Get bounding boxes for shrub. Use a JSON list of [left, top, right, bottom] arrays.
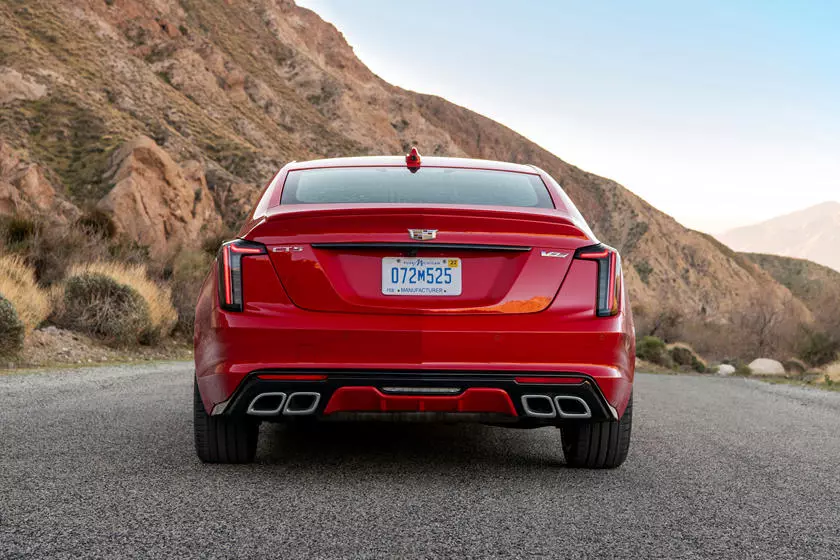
[[798, 330, 840, 368], [2, 216, 41, 245], [57, 262, 176, 344], [201, 231, 231, 256], [0, 254, 51, 333], [734, 363, 752, 376], [59, 273, 151, 343], [170, 249, 213, 334], [636, 336, 673, 368], [634, 306, 684, 342], [76, 208, 116, 239], [0, 295, 24, 356], [783, 358, 808, 376], [12, 219, 111, 285], [633, 260, 654, 285], [668, 343, 707, 373]]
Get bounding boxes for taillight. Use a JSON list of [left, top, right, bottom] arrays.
[[575, 244, 621, 317], [217, 239, 266, 312]]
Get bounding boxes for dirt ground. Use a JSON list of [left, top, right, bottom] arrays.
[[1, 326, 192, 372]]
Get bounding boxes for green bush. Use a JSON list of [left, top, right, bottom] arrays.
[[668, 343, 707, 373], [0, 295, 24, 357], [636, 336, 673, 368], [734, 363, 752, 376], [58, 273, 152, 344]]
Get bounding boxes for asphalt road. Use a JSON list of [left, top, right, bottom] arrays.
[[1, 363, 839, 559]]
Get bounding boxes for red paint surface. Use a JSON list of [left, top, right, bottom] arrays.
[[323, 387, 517, 415]]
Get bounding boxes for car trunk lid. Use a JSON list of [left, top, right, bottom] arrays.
[[247, 205, 593, 315]]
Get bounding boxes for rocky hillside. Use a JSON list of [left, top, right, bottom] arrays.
[[743, 253, 840, 323], [0, 0, 807, 324], [719, 202, 840, 273]]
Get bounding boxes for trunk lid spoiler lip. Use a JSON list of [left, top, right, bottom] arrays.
[[310, 242, 531, 252], [248, 204, 595, 240]]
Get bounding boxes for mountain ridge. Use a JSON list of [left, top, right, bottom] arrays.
[[0, 0, 808, 327], [718, 202, 840, 273]]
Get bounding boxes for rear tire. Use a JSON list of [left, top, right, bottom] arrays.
[[194, 380, 259, 463], [560, 394, 632, 469]]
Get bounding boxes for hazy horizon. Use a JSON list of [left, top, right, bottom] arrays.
[[297, 0, 840, 234]]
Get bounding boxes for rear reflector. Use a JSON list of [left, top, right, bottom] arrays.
[[514, 376, 585, 384], [256, 374, 328, 381], [218, 239, 267, 312], [323, 386, 517, 416], [575, 243, 621, 317]]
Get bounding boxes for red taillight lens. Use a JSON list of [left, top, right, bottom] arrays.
[[575, 243, 621, 317], [218, 239, 267, 312]]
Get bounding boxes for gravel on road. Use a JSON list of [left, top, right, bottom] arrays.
[[1, 363, 839, 559]]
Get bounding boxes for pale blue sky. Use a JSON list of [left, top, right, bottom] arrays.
[[297, 0, 840, 233]]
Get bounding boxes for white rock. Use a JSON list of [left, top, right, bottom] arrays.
[[748, 358, 785, 376], [717, 364, 736, 376]]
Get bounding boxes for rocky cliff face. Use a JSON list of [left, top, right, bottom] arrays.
[[0, 0, 806, 321], [97, 136, 221, 258]]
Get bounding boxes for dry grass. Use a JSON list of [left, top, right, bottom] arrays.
[[824, 361, 840, 382], [0, 254, 50, 333], [64, 262, 176, 341]]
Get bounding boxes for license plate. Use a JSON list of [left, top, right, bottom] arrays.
[[381, 257, 462, 296]]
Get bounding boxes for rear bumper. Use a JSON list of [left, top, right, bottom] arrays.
[[195, 308, 634, 419], [209, 370, 619, 424]]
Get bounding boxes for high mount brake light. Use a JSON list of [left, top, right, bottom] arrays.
[[405, 146, 421, 171], [575, 244, 621, 317], [218, 240, 267, 312]]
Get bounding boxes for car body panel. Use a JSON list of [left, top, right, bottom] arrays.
[[196, 156, 634, 425]]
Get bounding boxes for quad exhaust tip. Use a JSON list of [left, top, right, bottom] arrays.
[[246, 391, 321, 416], [283, 392, 321, 415], [554, 395, 592, 419], [521, 394, 557, 418], [521, 394, 592, 419], [247, 392, 287, 416]]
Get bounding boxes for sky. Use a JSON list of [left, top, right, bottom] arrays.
[[296, 0, 840, 233]]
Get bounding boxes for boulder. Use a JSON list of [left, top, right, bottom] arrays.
[[97, 136, 222, 259], [717, 364, 736, 376], [0, 139, 79, 220], [748, 358, 785, 376]]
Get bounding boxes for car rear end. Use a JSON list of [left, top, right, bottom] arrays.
[[193, 155, 634, 467]]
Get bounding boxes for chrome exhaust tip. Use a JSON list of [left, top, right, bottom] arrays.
[[283, 392, 321, 416], [554, 395, 592, 419], [520, 394, 557, 418], [246, 392, 287, 416]]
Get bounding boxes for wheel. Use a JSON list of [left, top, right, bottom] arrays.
[[560, 394, 632, 469], [194, 379, 259, 463]]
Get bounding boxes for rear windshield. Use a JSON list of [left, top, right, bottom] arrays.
[[280, 167, 554, 209]]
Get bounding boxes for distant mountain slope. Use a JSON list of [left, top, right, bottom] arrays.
[[743, 253, 840, 318], [719, 202, 840, 273], [0, 0, 806, 323]]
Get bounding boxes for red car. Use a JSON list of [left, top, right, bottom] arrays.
[[193, 149, 634, 468]]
